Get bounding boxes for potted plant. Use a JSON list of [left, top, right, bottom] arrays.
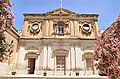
[[11, 64, 16, 75], [75, 71, 79, 76], [11, 71, 16, 75], [43, 71, 47, 76], [11, 67, 16, 75], [72, 68, 81, 76]]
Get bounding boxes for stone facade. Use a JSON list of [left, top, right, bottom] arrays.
[[0, 8, 104, 76]]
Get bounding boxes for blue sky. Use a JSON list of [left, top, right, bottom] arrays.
[[11, 0, 120, 30]]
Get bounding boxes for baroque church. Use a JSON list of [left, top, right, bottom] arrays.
[[0, 8, 104, 77]]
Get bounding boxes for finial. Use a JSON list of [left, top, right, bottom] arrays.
[[60, 0, 62, 8]]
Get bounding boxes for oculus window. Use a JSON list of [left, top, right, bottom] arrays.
[[29, 23, 40, 35], [32, 24, 39, 30]]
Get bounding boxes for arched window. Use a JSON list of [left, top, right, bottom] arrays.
[[57, 24, 64, 34]]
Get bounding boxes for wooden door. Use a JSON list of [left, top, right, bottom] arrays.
[[56, 56, 66, 75]]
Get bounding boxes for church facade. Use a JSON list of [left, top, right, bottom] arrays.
[[0, 8, 103, 76]]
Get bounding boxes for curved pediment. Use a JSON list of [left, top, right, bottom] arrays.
[[82, 52, 94, 61]]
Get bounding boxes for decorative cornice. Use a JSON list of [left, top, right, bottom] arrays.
[[23, 8, 99, 19], [19, 37, 97, 41], [76, 14, 99, 18], [24, 13, 98, 18]]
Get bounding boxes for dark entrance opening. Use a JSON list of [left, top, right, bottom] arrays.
[[28, 58, 36, 74]]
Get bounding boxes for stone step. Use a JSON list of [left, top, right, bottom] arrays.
[[0, 75, 108, 79]]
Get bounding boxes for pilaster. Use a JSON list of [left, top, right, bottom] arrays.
[[94, 21, 99, 37], [43, 46, 47, 70], [70, 21, 74, 37], [74, 21, 79, 37], [70, 46, 75, 70], [45, 21, 49, 36], [49, 21, 53, 36]]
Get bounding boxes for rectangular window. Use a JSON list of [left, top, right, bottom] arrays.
[[58, 25, 64, 34]]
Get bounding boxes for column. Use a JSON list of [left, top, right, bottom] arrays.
[[70, 21, 74, 37]]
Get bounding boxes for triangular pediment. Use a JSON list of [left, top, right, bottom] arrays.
[[45, 8, 77, 15]]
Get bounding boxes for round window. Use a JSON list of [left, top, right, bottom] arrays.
[[32, 24, 39, 30], [82, 24, 90, 31]]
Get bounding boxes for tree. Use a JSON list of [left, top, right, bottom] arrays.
[[0, 0, 14, 62], [94, 14, 120, 79]]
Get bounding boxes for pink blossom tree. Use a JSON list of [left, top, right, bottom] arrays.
[[94, 14, 120, 79], [0, 0, 14, 62]]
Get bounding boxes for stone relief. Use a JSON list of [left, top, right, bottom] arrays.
[[79, 20, 95, 36], [28, 20, 44, 35]]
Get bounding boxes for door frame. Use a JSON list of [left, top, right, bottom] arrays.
[[53, 49, 68, 75], [56, 56, 66, 75]]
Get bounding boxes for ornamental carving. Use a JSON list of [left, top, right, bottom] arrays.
[[28, 21, 43, 35], [81, 24, 92, 36], [29, 23, 40, 35]]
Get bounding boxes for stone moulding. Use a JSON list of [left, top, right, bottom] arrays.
[[19, 37, 97, 40]]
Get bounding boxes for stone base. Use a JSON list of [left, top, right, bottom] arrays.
[[0, 75, 108, 79]]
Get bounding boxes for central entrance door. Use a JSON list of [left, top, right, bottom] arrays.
[[28, 58, 36, 74], [56, 56, 66, 75]]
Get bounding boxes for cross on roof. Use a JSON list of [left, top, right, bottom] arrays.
[[60, 0, 62, 8]]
